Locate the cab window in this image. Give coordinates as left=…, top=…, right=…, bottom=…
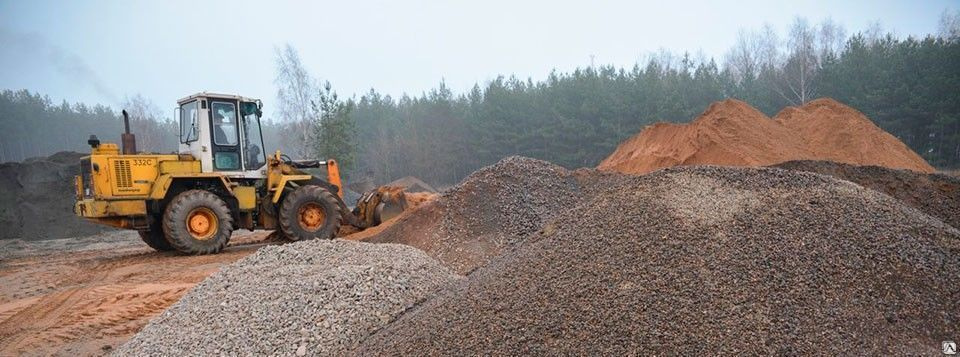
left=179, top=100, right=198, bottom=143
left=211, top=102, right=238, bottom=146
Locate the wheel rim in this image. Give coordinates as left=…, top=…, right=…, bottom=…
left=298, top=202, right=326, bottom=232
left=186, top=207, right=218, bottom=240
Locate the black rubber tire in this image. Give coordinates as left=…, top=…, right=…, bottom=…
left=138, top=217, right=174, bottom=251
left=162, top=190, right=233, bottom=254
left=279, top=185, right=342, bottom=241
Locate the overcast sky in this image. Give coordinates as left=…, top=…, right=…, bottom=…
left=0, top=0, right=953, bottom=120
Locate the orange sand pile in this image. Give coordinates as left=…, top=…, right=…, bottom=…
left=341, top=191, right=438, bottom=241
left=597, top=98, right=934, bottom=174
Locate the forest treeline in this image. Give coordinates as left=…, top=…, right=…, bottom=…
left=336, top=15, right=960, bottom=185
left=1, top=14, right=958, bottom=187
left=0, top=92, right=178, bottom=162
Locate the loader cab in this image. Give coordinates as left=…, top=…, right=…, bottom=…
left=177, top=93, right=266, bottom=179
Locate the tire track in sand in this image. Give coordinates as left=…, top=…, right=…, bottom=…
left=0, top=232, right=270, bottom=356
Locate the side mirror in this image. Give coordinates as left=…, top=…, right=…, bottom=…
left=241, top=101, right=262, bottom=117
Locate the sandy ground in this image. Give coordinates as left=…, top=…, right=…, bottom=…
left=0, top=230, right=273, bottom=356
left=0, top=193, right=437, bottom=356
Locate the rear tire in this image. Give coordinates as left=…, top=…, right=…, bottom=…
left=162, top=190, right=233, bottom=254
left=138, top=217, right=174, bottom=251
left=279, top=185, right=342, bottom=241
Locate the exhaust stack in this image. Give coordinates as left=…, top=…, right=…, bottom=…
left=121, top=110, right=137, bottom=154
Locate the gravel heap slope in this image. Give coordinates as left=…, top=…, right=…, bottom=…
left=115, top=240, right=459, bottom=356
left=774, top=160, right=960, bottom=229
left=356, top=166, right=960, bottom=355
left=365, top=156, right=582, bottom=274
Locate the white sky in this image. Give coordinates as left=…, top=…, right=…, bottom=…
left=0, top=0, right=953, bottom=120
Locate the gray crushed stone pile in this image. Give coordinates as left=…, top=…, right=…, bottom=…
left=355, top=166, right=960, bottom=355
left=114, top=239, right=460, bottom=356
left=366, top=156, right=584, bottom=274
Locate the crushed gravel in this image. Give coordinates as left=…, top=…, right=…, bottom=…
left=774, top=160, right=960, bottom=229
left=114, top=239, right=459, bottom=356
left=117, top=157, right=960, bottom=355
left=355, top=165, right=960, bottom=355
left=365, top=156, right=583, bottom=274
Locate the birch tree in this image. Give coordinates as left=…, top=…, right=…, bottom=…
left=274, top=44, right=317, bottom=158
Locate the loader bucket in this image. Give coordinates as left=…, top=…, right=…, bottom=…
left=353, top=186, right=408, bottom=227
left=374, top=188, right=407, bottom=223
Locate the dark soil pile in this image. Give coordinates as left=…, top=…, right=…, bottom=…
left=356, top=166, right=960, bottom=355
left=364, top=156, right=583, bottom=274
left=598, top=98, right=934, bottom=174
left=0, top=152, right=115, bottom=240
left=774, top=160, right=960, bottom=229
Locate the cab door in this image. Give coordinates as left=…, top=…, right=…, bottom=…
left=208, top=100, right=243, bottom=172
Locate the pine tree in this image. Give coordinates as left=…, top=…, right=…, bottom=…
left=311, top=82, right=357, bottom=173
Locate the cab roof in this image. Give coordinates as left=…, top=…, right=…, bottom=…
left=177, top=92, right=259, bottom=104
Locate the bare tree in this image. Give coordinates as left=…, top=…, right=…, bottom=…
left=724, top=23, right=781, bottom=84
left=756, top=23, right=781, bottom=69
left=644, top=48, right=681, bottom=73
left=939, top=9, right=960, bottom=41
left=724, top=29, right=760, bottom=83
left=863, top=21, right=885, bottom=46
left=775, top=17, right=819, bottom=105
left=274, top=43, right=317, bottom=158
left=817, top=17, right=847, bottom=61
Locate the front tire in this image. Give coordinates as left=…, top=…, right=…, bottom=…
left=279, top=185, right=342, bottom=241
left=162, top=190, right=233, bottom=254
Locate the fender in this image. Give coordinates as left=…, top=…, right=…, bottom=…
left=270, top=174, right=313, bottom=203
left=149, top=173, right=234, bottom=200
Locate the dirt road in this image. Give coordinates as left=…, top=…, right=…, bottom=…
left=0, top=231, right=271, bottom=356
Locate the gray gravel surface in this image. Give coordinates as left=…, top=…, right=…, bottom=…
left=114, top=239, right=459, bottom=356
left=366, top=156, right=583, bottom=274
left=355, top=165, right=960, bottom=355
left=774, top=160, right=960, bottom=229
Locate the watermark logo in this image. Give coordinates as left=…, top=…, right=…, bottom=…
left=945, top=341, right=957, bottom=355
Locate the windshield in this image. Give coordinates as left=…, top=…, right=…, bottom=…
left=241, top=102, right=266, bottom=170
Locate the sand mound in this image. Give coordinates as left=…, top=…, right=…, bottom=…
left=386, top=176, right=437, bottom=193
left=598, top=98, right=934, bottom=174
left=598, top=99, right=811, bottom=174
left=356, top=166, right=960, bottom=355
left=773, top=160, right=960, bottom=229
left=774, top=98, right=934, bottom=172
left=0, top=151, right=115, bottom=240
left=340, top=191, right=438, bottom=240
left=363, top=156, right=582, bottom=274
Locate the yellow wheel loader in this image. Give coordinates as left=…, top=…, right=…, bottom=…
left=74, top=92, right=405, bottom=254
